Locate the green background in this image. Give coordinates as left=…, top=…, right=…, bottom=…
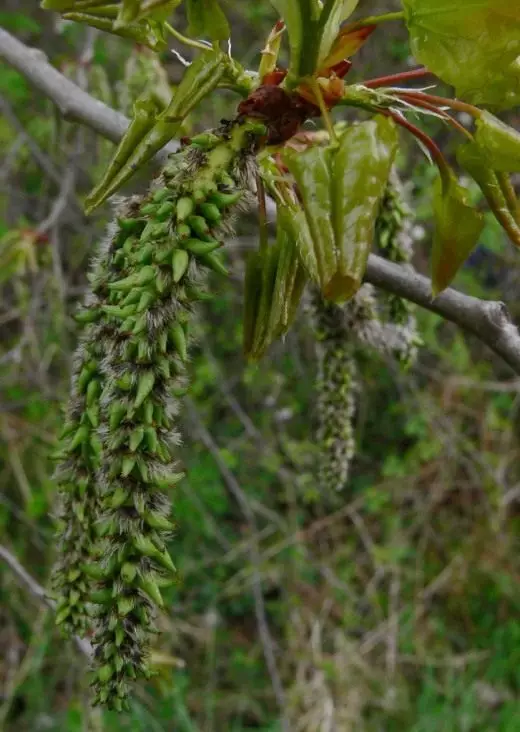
left=1, top=1, right=520, bottom=729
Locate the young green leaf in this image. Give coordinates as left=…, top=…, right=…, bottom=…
left=403, top=0, right=520, bottom=110
left=62, top=10, right=168, bottom=51
left=282, top=145, right=336, bottom=288
left=431, top=173, right=485, bottom=296
left=85, top=96, right=158, bottom=213
left=186, top=0, right=230, bottom=41
left=270, top=0, right=321, bottom=77
left=316, top=0, right=359, bottom=68
left=86, top=50, right=226, bottom=210
left=474, top=112, right=520, bottom=173
left=282, top=116, right=397, bottom=303
left=329, top=116, right=398, bottom=301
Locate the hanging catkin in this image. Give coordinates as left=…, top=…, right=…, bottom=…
left=51, top=122, right=259, bottom=708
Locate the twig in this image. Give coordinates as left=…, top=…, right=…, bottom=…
left=37, top=166, right=77, bottom=235
left=0, top=543, right=93, bottom=658
left=185, top=401, right=290, bottom=729
left=2, top=28, right=520, bottom=373
left=0, top=94, right=63, bottom=186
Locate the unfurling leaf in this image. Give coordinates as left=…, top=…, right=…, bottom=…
left=270, top=0, right=321, bottom=77
left=474, top=112, right=520, bottom=173
left=316, top=0, right=359, bottom=68
left=86, top=97, right=158, bottom=213
left=61, top=10, right=168, bottom=52
left=40, top=0, right=75, bottom=8
left=186, top=0, right=230, bottom=41
left=282, top=116, right=398, bottom=302
left=403, top=0, right=520, bottom=111
left=431, top=173, right=484, bottom=296
left=44, top=0, right=182, bottom=32
left=85, top=50, right=227, bottom=210
left=243, top=208, right=308, bottom=360
left=115, top=0, right=141, bottom=28
left=135, top=0, right=182, bottom=22
left=317, top=21, right=375, bottom=74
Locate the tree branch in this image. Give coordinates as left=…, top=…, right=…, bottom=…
left=2, top=28, right=520, bottom=373
left=0, top=27, right=128, bottom=144
left=365, top=257, right=520, bottom=374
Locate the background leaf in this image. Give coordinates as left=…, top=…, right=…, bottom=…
left=186, top=0, right=230, bottom=41
left=403, top=0, right=520, bottom=110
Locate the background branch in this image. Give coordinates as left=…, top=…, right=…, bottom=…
left=2, top=27, right=519, bottom=373
left=0, top=27, right=175, bottom=164
left=0, top=544, right=93, bottom=658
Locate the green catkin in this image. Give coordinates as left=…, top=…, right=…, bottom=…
left=375, top=170, right=421, bottom=366
left=311, top=173, right=423, bottom=495
left=311, top=290, right=358, bottom=494
left=62, top=122, right=259, bottom=709
left=51, top=197, right=143, bottom=637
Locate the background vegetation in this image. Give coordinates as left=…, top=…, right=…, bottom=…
left=1, top=1, right=520, bottom=730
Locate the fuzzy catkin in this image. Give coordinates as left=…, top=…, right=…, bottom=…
left=312, top=291, right=358, bottom=493
left=51, top=123, right=259, bottom=709
left=52, top=198, right=141, bottom=637
left=375, top=170, right=421, bottom=366
left=311, top=173, right=421, bottom=494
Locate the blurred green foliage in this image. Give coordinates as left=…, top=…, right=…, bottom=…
left=1, top=1, right=520, bottom=730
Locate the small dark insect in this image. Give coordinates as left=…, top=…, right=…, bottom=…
left=237, top=84, right=319, bottom=145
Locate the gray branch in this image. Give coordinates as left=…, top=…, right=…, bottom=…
left=0, top=26, right=175, bottom=163
left=0, top=27, right=128, bottom=143
left=2, top=27, right=520, bottom=373
left=365, top=257, right=520, bottom=374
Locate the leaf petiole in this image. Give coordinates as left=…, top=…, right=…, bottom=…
left=361, top=67, right=433, bottom=88
left=350, top=11, right=405, bottom=28
left=496, top=172, right=520, bottom=226
left=309, top=79, right=337, bottom=144
left=398, top=91, right=482, bottom=119
left=384, top=109, right=451, bottom=190
left=164, top=22, right=212, bottom=52
left=396, top=92, right=474, bottom=142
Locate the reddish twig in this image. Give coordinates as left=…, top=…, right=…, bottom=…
left=361, top=67, right=434, bottom=88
